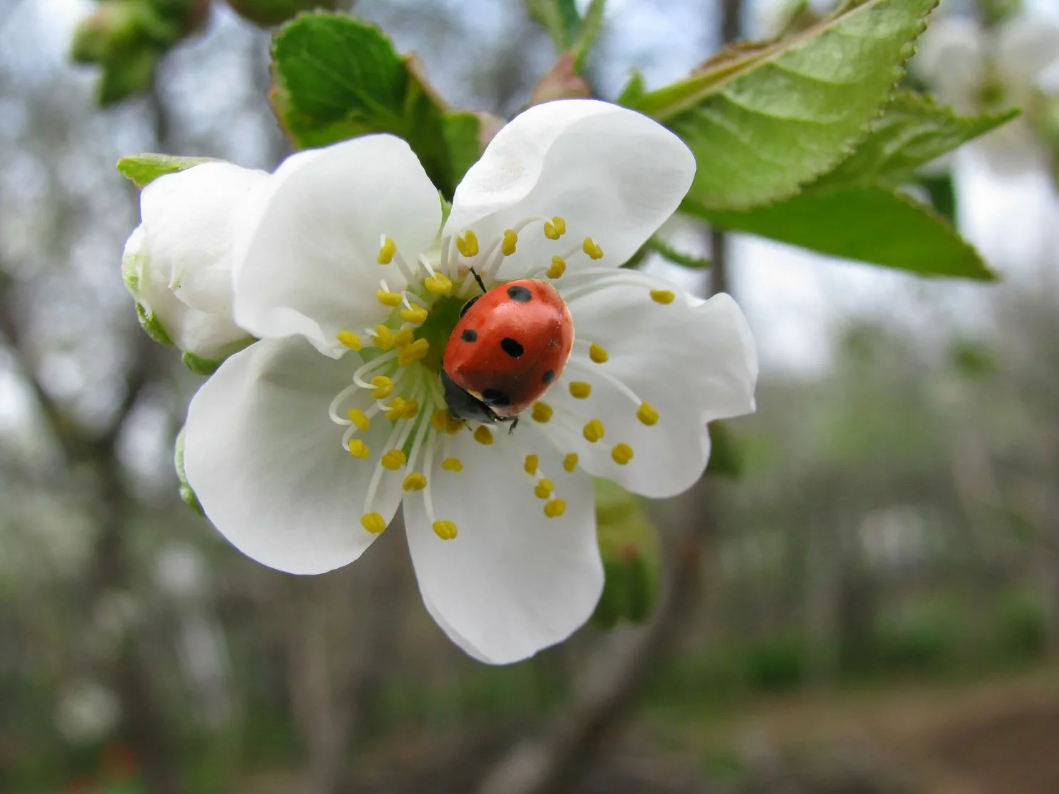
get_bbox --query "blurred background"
[2,0,1059,792]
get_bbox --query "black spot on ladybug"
[507,285,532,303]
[542,369,555,385]
[461,329,478,342]
[481,389,510,407]
[459,295,480,317]
[500,337,524,358]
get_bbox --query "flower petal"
[541,268,757,498]
[140,162,269,316]
[444,99,694,279]
[403,428,602,664]
[183,337,404,574]
[233,136,442,354]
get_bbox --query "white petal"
[183,337,404,575]
[543,268,757,498]
[911,17,986,113]
[233,136,442,353]
[123,225,251,361]
[404,428,602,664]
[444,99,694,279]
[140,162,269,315]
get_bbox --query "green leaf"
[624,0,937,209]
[688,185,996,280]
[646,236,711,269]
[525,0,581,50]
[441,111,482,191]
[271,14,476,198]
[117,153,215,188]
[571,0,606,71]
[818,90,1019,187]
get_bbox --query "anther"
[502,229,518,256]
[650,289,676,305]
[589,343,609,364]
[569,382,592,399]
[563,453,578,472]
[425,273,452,295]
[611,443,634,465]
[361,513,387,534]
[583,237,604,260]
[402,473,428,492]
[637,402,659,426]
[547,256,566,279]
[373,325,395,351]
[474,426,494,445]
[338,330,363,351]
[385,398,418,421]
[534,479,554,499]
[524,454,539,476]
[397,338,429,366]
[583,419,605,443]
[442,457,464,472]
[381,450,406,470]
[544,499,566,518]
[377,289,403,308]
[394,327,414,347]
[347,408,371,432]
[400,305,428,324]
[377,237,396,265]
[531,402,553,423]
[456,231,479,258]
[433,520,458,540]
[543,217,566,240]
[348,439,371,459]
[370,376,394,399]
[432,409,462,435]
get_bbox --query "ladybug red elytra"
[441,273,574,426]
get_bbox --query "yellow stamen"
[441,457,464,472]
[433,520,458,540]
[650,289,676,305]
[544,499,566,518]
[397,338,429,367]
[456,230,479,258]
[402,472,428,491]
[474,426,494,445]
[611,443,634,465]
[547,256,566,279]
[563,453,578,472]
[347,409,371,432]
[431,408,462,435]
[425,273,452,295]
[373,325,395,351]
[583,419,605,443]
[377,237,396,265]
[394,326,414,347]
[569,382,591,399]
[348,439,371,459]
[361,513,387,534]
[543,216,566,240]
[637,402,659,426]
[583,237,604,260]
[524,454,539,476]
[534,479,554,500]
[337,330,363,351]
[377,289,403,308]
[381,450,406,470]
[589,342,609,364]
[385,398,419,421]
[531,402,553,423]
[502,229,518,256]
[370,376,393,399]
[400,305,428,324]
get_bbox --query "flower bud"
[224,0,340,27]
[122,162,268,365]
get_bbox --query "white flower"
[912,13,1059,174]
[182,99,758,664]
[122,162,268,363]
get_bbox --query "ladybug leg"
[508,416,519,434]
[469,267,488,294]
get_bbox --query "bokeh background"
[3,0,1059,792]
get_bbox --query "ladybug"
[441,272,574,427]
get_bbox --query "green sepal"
[174,426,204,516]
[135,302,174,346]
[117,153,216,188]
[182,351,222,376]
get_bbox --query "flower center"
[326,213,607,541]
